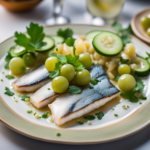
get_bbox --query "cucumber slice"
[134,56,150,77]
[53,36,65,44]
[10,45,27,57]
[36,36,55,52]
[85,30,101,40]
[92,31,123,56]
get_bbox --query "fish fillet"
[30,82,59,108]
[12,65,50,92]
[49,65,120,125]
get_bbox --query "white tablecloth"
[0,0,150,149]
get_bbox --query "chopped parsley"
[77,120,83,125]
[65,37,75,46]
[127,105,130,108]
[4,49,12,69]
[89,85,94,89]
[95,111,104,120]
[90,78,100,85]
[120,56,129,63]
[114,75,120,81]
[114,114,118,117]
[49,70,59,79]
[21,95,30,101]
[41,111,49,119]
[56,133,61,136]
[84,115,95,120]
[122,105,127,109]
[34,112,37,116]
[4,87,14,96]
[50,52,57,57]
[1,79,3,82]
[5,75,14,79]
[139,95,147,100]
[26,110,33,113]
[47,88,50,90]
[57,55,67,64]
[2,72,4,74]
[57,28,73,40]
[56,48,58,51]
[68,86,81,94]
[139,102,142,105]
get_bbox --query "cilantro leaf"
[57,55,67,64]
[114,75,120,81]
[73,45,76,56]
[84,115,95,120]
[120,92,138,103]
[133,77,144,93]
[112,22,123,32]
[90,78,100,85]
[54,62,62,71]
[129,94,138,102]
[77,120,83,124]
[120,56,129,63]
[50,52,57,57]
[65,54,79,65]
[49,70,59,79]
[146,52,150,57]
[139,95,147,100]
[122,24,134,35]
[15,32,34,50]
[120,35,131,46]
[89,85,94,89]
[41,111,49,119]
[4,87,14,96]
[65,37,75,46]
[74,62,85,71]
[5,75,14,79]
[26,22,46,49]
[5,49,12,69]
[68,86,81,94]
[57,28,73,39]
[21,95,30,101]
[95,111,104,120]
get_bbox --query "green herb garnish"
[84,115,95,120]
[114,114,118,117]
[139,102,142,105]
[21,95,30,101]
[49,70,59,79]
[127,105,130,108]
[56,133,61,136]
[89,85,94,89]
[114,75,120,81]
[95,111,104,120]
[4,49,12,69]
[1,79,3,82]
[34,112,37,116]
[57,55,67,64]
[50,52,57,57]
[139,95,147,100]
[26,110,33,113]
[77,120,83,125]
[65,37,75,46]
[90,78,100,85]
[56,48,58,51]
[5,75,14,79]
[47,88,50,90]
[41,111,49,119]
[120,56,129,63]
[57,28,73,40]
[4,87,14,96]
[68,86,81,94]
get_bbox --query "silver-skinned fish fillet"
[12,65,50,92]
[30,82,59,108]
[49,65,120,125]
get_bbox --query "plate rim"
[0,24,150,144]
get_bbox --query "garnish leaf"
[26,22,46,49]
[65,54,79,65]
[50,52,57,57]
[54,62,62,71]
[5,75,14,79]
[89,85,94,89]
[112,22,122,32]
[133,77,144,93]
[4,87,14,96]
[120,56,129,63]
[57,28,73,39]
[73,45,76,56]
[139,95,147,100]
[74,62,85,71]
[42,111,49,119]
[84,115,95,120]
[68,86,81,94]
[5,48,13,69]
[77,120,83,125]
[95,111,104,120]
[120,35,131,46]
[57,55,67,64]
[114,75,120,81]
[21,95,30,101]
[65,37,75,46]
[49,70,59,79]
[120,92,138,103]
[90,78,100,85]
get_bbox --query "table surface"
[0,0,150,150]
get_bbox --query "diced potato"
[124,43,136,59]
[99,59,105,66]
[102,56,111,61]
[130,63,137,70]
[84,41,91,50]
[62,43,73,56]
[55,44,63,54]
[74,38,86,55]
[88,45,95,54]
[93,52,102,61]
[93,60,98,64]
[107,72,115,80]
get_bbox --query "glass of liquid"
[87,0,125,25]
[45,0,70,25]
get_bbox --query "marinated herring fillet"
[49,64,120,125]
[12,65,50,92]
[30,82,59,108]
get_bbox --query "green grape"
[118,64,131,75]
[147,27,150,36]
[45,57,59,71]
[118,74,136,92]
[60,64,75,81]
[78,53,92,69]
[23,52,36,66]
[140,16,150,30]
[75,69,91,86]
[52,76,69,93]
[9,57,26,75]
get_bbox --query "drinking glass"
[87,0,125,25]
[45,0,70,25]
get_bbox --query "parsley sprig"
[4,87,14,96]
